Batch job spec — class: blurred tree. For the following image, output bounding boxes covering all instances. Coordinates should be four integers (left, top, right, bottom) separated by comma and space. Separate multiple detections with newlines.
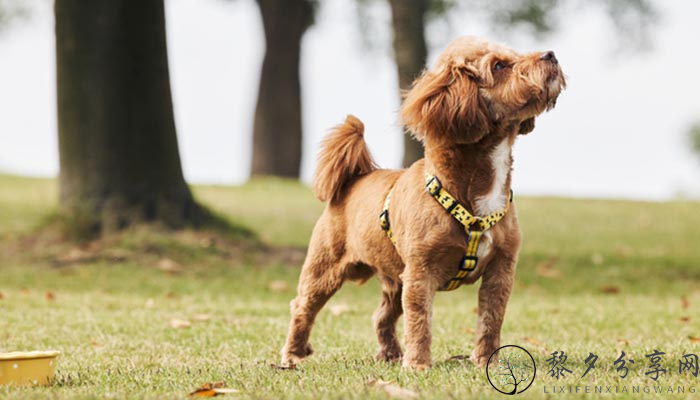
0, 0, 29, 31
55, 0, 209, 236
251, 0, 315, 178
362, 0, 657, 167
387, 0, 429, 168
690, 123, 700, 161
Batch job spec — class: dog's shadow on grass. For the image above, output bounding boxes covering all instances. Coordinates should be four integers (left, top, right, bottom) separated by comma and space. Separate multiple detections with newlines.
432, 355, 478, 372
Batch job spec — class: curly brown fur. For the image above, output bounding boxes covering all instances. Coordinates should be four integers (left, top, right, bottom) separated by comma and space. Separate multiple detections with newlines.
281, 36, 565, 370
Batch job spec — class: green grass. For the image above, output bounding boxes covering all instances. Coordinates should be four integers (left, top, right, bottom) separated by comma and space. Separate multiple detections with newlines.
1, 174, 700, 399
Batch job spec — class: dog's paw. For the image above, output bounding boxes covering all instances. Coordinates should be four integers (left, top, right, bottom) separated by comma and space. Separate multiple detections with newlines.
469, 350, 490, 368
375, 347, 403, 362
280, 343, 314, 366
401, 361, 431, 371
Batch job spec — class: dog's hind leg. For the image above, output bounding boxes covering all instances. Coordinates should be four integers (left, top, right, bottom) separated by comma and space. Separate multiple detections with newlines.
373, 276, 403, 362
280, 250, 345, 367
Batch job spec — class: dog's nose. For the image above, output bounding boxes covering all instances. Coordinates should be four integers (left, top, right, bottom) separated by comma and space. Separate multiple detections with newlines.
539, 50, 557, 64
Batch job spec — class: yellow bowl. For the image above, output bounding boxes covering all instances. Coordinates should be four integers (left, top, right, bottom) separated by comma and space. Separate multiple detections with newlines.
0, 351, 61, 386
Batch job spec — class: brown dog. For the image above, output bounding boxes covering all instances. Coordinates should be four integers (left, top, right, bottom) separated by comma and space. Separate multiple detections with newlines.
281, 36, 565, 370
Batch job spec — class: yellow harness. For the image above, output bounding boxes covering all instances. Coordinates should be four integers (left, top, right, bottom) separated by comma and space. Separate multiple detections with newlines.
379, 173, 513, 291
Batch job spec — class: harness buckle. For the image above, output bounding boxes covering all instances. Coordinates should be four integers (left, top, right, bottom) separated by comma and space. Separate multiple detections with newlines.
426, 175, 442, 196
379, 210, 390, 231
468, 218, 484, 231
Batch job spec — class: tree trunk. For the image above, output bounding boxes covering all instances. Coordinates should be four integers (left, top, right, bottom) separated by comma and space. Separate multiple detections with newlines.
388, 0, 428, 168
251, 0, 313, 178
55, 0, 205, 236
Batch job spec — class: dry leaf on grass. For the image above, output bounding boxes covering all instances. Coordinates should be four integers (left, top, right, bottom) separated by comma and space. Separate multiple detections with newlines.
189, 381, 238, 397
192, 314, 212, 322
617, 339, 630, 346
535, 257, 560, 279
368, 379, 418, 400
158, 258, 185, 273
681, 296, 690, 310
46, 291, 56, 301
689, 336, 700, 343
463, 327, 475, 334
680, 316, 690, 323
328, 303, 351, 316
169, 318, 191, 329
268, 280, 289, 292
20, 288, 30, 295
447, 354, 469, 362
524, 337, 544, 346
55, 248, 98, 265
600, 286, 620, 294
0, 291, 5, 300
591, 253, 604, 266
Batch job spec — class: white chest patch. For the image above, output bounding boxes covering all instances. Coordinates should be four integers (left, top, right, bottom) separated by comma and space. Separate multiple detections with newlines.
475, 138, 511, 216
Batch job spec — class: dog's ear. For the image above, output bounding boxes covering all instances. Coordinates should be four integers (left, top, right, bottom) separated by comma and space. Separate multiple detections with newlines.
518, 117, 535, 135
401, 61, 490, 145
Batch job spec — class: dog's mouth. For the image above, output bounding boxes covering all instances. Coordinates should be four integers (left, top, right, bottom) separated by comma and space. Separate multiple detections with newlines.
543, 68, 564, 110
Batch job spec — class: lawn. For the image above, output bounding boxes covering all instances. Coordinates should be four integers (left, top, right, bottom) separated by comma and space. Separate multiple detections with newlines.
1, 174, 699, 399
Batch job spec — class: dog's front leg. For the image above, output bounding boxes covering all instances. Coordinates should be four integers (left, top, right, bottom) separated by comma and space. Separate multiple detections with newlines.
401, 268, 438, 370
470, 251, 517, 367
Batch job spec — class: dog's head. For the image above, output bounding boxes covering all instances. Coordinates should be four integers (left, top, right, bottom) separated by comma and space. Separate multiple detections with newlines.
401, 36, 565, 145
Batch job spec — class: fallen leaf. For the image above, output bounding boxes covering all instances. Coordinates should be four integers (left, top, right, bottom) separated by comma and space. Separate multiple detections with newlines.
600, 286, 620, 294
591, 253, 604, 266
328, 303, 351, 316
616, 339, 629, 346
472, 307, 479, 315
689, 336, 700, 343
91, 339, 104, 349
169, 318, 191, 329
189, 381, 238, 397
190, 389, 216, 398
0, 291, 4, 300
212, 389, 238, 395
368, 379, 418, 400
680, 316, 690, 323
46, 291, 56, 301
157, 258, 185, 273
268, 280, 289, 292
199, 237, 215, 248
463, 327, 475, 334
447, 354, 469, 361
524, 337, 543, 346
192, 314, 211, 322
535, 257, 560, 279
54, 248, 98, 265
20, 288, 30, 295
681, 296, 690, 310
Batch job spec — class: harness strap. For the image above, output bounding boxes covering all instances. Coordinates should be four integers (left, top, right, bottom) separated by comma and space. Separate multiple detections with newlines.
379, 189, 396, 244
425, 174, 512, 232
442, 231, 482, 291
379, 173, 513, 292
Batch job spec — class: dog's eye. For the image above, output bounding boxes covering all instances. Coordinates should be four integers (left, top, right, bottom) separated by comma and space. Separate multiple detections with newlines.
493, 61, 507, 71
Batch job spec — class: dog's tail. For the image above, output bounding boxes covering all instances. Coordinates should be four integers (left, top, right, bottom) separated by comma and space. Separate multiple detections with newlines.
313, 115, 378, 203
